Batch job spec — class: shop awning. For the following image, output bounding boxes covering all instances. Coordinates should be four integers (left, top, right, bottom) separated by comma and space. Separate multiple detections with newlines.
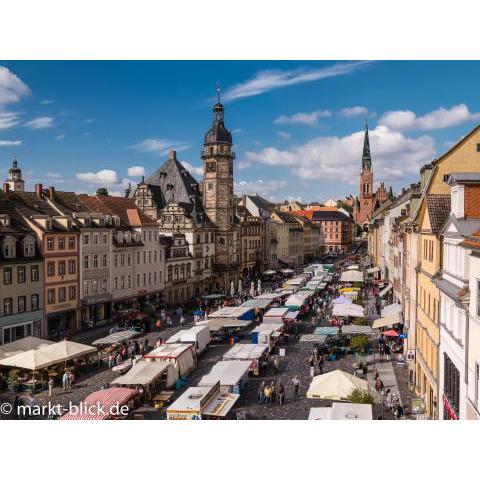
332, 304, 365, 318
223, 343, 267, 361
92, 330, 140, 346
379, 284, 392, 297
240, 298, 274, 309
372, 311, 403, 329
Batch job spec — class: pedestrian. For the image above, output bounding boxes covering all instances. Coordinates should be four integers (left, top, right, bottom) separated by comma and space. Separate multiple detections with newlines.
291, 374, 300, 399
166, 315, 172, 326
309, 355, 315, 377
68, 371, 75, 389
156, 337, 162, 349
62, 370, 68, 390
318, 355, 324, 375
155, 318, 162, 330
180, 315, 186, 326
384, 343, 391, 362
48, 377, 54, 398
108, 353, 114, 369
277, 382, 285, 406
385, 388, 392, 411
270, 381, 277, 404
258, 381, 266, 405
264, 384, 273, 405
273, 355, 280, 374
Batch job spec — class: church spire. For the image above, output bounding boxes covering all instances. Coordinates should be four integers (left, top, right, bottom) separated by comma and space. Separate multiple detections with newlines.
362, 119, 372, 171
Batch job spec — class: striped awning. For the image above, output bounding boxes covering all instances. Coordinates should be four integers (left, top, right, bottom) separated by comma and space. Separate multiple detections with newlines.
60, 387, 137, 420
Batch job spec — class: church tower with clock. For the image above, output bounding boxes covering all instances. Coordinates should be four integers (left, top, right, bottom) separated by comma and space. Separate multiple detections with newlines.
202, 90, 239, 288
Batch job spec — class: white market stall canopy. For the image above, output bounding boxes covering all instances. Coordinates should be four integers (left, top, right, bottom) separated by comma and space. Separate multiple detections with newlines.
285, 291, 311, 308
223, 343, 267, 361
306, 370, 369, 401
300, 334, 328, 344
379, 284, 393, 297
372, 312, 403, 329
367, 266, 380, 274
308, 402, 373, 420
346, 265, 360, 270
0, 336, 54, 361
340, 270, 364, 283
199, 360, 251, 388
196, 318, 252, 332
381, 303, 402, 317
92, 330, 140, 346
332, 303, 365, 318
256, 293, 283, 300
341, 325, 373, 335
0, 340, 96, 371
332, 296, 352, 305
144, 343, 196, 377
251, 323, 284, 334
240, 298, 274, 309
209, 306, 254, 320
110, 360, 177, 388
264, 307, 289, 320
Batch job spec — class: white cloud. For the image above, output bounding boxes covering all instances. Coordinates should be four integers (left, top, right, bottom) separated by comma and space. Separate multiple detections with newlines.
181, 161, 203, 177
0, 140, 22, 147
234, 179, 287, 196
40, 99, 55, 105
55, 134, 65, 140
274, 109, 331, 126
24, 116, 55, 130
129, 138, 190, 155
46, 172, 62, 179
85, 118, 95, 123
243, 125, 435, 185
0, 66, 31, 106
379, 104, 480, 132
0, 111, 22, 130
221, 61, 371, 102
276, 130, 291, 140
76, 169, 119, 185
127, 166, 145, 177
339, 106, 368, 118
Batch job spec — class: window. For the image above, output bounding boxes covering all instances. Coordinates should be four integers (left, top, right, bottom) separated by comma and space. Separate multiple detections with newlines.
23, 238, 35, 257
47, 289, 55, 305
114, 255, 118, 267
47, 261, 55, 277
93, 254, 99, 269
3, 267, 12, 285
127, 253, 131, 266
58, 261, 66, 276
18, 296, 26, 313
31, 265, 39, 282
58, 287, 66, 303
101, 278, 107, 292
443, 353, 460, 417
475, 363, 479, 407
136, 251, 140, 265
3, 298, 13, 315
17, 266, 25, 283
477, 143, 480, 152
58, 237, 65, 250
31, 294, 39, 311
84, 280, 89, 296
68, 259, 76, 274
68, 237, 76, 249
120, 254, 125, 266
69, 285, 76, 301
136, 274, 140, 287
93, 234, 99, 245
102, 233, 108, 244
46, 237, 54, 250
102, 254, 108, 267
114, 277, 118, 290
83, 233, 90, 245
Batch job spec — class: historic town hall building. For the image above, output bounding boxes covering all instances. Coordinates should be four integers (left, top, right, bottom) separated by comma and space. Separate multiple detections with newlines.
353, 121, 390, 228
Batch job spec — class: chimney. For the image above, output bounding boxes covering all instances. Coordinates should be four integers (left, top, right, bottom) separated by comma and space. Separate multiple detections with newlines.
35, 183, 43, 198
48, 186, 55, 200
242, 194, 247, 206
3, 182, 9, 195
169, 150, 177, 160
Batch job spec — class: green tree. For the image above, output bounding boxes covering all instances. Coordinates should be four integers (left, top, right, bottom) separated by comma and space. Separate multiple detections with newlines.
350, 334, 369, 353
352, 317, 368, 326
347, 388, 375, 404
96, 187, 109, 196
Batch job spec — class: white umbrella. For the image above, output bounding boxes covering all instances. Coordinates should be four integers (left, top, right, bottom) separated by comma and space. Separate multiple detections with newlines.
238, 279, 243, 295
306, 370, 369, 401
250, 281, 255, 297
230, 281, 235, 297
257, 279, 262, 295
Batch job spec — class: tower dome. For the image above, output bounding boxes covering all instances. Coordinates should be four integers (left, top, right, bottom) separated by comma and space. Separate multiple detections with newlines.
203, 89, 232, 145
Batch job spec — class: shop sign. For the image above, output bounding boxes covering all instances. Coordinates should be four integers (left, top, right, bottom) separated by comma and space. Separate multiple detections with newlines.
81, 293, 113, 306
399, 333, 407, 339
167, 410, 201, 420
411, 398, 425, 415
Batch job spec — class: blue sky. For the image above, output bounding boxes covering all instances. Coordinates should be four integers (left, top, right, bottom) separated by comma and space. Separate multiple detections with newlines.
2, 60, 480, 202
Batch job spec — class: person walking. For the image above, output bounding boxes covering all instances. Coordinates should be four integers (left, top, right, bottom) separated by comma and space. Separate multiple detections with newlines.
318, 355, 324, 375
264, 384, 272, 405
62, 370, 68, 390
48, 377, 54, 398
291, 374, 300, 399
309, 355, 315, 377
68, 371, 75, 390
180, 315, 186, 326
258, 381, 266, 405
108, 353, 114, 369
273, 355, 280, 374
277, 382, 285, 406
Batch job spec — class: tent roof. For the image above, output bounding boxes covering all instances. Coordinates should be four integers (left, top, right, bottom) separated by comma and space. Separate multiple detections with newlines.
199, 360, 251, 387
110, 360, 171, 386
0, 340, 96, 370
209, 306, 253, 318
223, 343, 267, 360
240, 298, 274, 309
372, 311, 403, 329
144, 343, 192, 359
196, 318, 252, 332
306, 370, 369, 401
340, 270, 364, 283
92, 330, 140, 346
341, 325, 373, 335
0, 336, 54, 361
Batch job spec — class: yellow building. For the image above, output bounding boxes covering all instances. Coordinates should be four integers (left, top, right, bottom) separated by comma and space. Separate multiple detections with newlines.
413, 124, 480, 418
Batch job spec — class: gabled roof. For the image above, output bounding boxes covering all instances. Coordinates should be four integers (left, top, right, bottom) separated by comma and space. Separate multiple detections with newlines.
0, 191, 38, 239
247, 194, 276, 213
309, 210, 351, 222
426, 194, 451, 234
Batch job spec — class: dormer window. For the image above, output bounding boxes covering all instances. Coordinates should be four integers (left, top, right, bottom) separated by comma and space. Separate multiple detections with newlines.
125, 232, 131, 243
451, 184, 465, 219
117, 232, 123, 243
3, 236, 16, 259
0, 215, 10, 227
113, 215, 120, 226
23, 236, 35, 257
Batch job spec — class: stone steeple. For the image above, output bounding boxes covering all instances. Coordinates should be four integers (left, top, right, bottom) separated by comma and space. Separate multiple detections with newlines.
6, 156, 25, 192
362, 119, 372, 171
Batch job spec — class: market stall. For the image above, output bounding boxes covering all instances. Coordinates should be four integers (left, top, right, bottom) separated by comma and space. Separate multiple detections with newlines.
223, 343, 268, 376
341, 325, 373, 335
60, 387, 137, 420
166, 325, 210, 355
144, 343, 196, 378
167, 382, 239, 420
198, 360, 251, 393
250, 323, 283, 349
196, 318, 252, 344
263, 307, 290, 324
306, 370, 369, 401
92, 330, 141, 346
110, 360, 178, 390
209, 306, 255, 321
284, 291, 311, 311
308, 402, 373, 420
339, 270, 364, 283
0, 336, 54, 361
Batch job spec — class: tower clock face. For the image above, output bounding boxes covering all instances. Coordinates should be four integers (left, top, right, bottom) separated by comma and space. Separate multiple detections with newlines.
206, 161, 216, 172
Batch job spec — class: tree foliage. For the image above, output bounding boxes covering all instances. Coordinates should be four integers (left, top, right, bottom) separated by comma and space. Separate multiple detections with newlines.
96, 187, 109, 196
347, 388, 375, 404
350, 334, 369, 353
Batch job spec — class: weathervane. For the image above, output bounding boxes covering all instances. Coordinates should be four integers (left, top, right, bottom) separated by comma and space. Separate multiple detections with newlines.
216, 82, 221, 103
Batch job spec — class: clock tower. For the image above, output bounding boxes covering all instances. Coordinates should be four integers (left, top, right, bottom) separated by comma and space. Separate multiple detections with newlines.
202, 89, 239, 287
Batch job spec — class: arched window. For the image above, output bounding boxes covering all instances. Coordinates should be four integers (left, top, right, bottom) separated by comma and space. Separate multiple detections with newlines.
3, 236, 16, 259
23, 236, 35, 257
